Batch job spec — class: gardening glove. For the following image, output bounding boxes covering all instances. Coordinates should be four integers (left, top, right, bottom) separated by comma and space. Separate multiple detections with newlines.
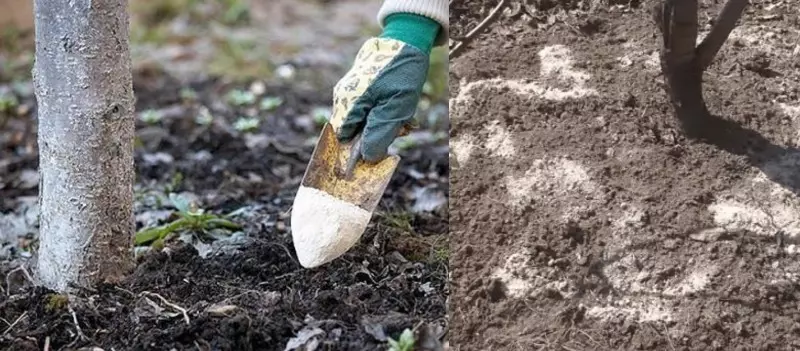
329, 13, 442, 163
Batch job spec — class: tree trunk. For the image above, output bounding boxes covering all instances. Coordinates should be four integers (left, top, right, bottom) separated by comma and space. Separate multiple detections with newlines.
654, 0, 747, 135
33, 0, 135, 292
656, 0, 710, 126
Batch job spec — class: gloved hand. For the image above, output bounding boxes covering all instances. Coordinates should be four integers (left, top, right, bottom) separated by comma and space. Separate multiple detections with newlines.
328, 13, 441, 163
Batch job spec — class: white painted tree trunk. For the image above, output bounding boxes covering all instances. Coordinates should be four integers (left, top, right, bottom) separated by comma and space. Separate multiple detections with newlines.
33, 0, 136, 292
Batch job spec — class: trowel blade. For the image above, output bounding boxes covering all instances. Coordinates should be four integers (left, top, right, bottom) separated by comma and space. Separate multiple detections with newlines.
290, 123, 400, 267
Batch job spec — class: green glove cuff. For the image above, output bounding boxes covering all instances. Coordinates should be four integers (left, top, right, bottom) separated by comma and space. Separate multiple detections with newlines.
380, 13, 441, 56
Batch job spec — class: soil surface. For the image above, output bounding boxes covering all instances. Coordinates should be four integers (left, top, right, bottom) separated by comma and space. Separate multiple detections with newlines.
0, 72, 448, 351
0, 1, 448, 348
450, 0, 800, 350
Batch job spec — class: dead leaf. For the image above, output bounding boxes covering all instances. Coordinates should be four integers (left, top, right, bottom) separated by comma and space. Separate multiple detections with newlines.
284, 326, 324, 351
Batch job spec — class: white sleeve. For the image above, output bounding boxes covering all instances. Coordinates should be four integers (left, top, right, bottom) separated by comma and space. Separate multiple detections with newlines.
377, 0, 449, 46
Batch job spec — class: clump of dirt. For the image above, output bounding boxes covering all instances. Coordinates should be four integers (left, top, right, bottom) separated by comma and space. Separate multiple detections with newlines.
0, 69, 449, 350
450, 0, 800, 350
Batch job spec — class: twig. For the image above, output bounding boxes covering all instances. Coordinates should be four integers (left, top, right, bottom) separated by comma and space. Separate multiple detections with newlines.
263, 242, 300, 267
68, 304, 88, 341
696, 0, 749, 69
450, 0, 509, 58
44, 336, 51, 351
141, 291, 191, 325
1, 311, 27, 336
663, 323, 676, 351
5, 265, 34, 295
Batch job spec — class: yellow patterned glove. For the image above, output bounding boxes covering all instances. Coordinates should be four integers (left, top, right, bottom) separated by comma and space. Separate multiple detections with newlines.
328, 13, 440, 162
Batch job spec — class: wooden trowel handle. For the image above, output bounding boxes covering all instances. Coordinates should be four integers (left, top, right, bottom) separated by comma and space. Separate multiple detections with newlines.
344, 133, 362, 180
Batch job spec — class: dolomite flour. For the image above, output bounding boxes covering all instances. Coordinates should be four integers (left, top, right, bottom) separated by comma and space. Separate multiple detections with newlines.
291, 185, 372, 268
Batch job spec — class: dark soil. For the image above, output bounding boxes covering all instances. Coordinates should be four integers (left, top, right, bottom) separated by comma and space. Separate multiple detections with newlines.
450, 0, 800, 350
0, 66, 448, 350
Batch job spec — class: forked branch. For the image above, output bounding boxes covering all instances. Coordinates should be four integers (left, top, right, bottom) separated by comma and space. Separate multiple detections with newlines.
696, 0, 749, 69
450, 0, 509, 58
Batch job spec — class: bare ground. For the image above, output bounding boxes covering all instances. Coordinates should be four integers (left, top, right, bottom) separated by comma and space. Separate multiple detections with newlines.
449, 0, 800, 350
0, 1, 448, 350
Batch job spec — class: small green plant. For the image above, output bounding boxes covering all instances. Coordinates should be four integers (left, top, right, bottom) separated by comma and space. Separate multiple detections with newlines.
387, 329, 415, 351
180, 87, 198, 102
139, 109, 162, 124
195, 107, 214, 125
432, 245, 449, 264
259, 96, 283, 111
233, 117, 260, 132
165, 172, 184, 193
0, 93, 19, 114
394, 136, 417, 151
135, 193, 241, 246
381, 211, 414, 234
311, 107, 330, 126
226, 89, 256, 106
45, 294, 69, 312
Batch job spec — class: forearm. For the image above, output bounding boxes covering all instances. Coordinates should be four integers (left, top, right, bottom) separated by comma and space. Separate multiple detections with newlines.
377, 0, 449, 47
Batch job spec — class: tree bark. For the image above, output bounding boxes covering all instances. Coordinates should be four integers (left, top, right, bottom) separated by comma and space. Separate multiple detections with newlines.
656, 0, 711, 130
33, 0, 135, 292
654, 0, 747, 134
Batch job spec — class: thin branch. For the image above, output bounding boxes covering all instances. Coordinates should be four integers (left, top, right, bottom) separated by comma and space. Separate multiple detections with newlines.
68, 304, 88, 341
5, 265, 34, 295
1, 311, 27, 336
450, 0, 509, 58
696, 0, 749, 69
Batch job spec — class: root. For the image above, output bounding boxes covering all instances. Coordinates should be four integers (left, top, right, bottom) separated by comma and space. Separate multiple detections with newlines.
1, 311, 27, 336
5, 265, 34, 295
141, 291, 191, 326
68, 304, 88, 341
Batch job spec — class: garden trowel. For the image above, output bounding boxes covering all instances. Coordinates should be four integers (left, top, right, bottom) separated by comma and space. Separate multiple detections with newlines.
290, 122, 401, 268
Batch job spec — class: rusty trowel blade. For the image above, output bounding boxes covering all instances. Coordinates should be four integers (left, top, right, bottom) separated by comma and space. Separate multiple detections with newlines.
299, 123, 400, 213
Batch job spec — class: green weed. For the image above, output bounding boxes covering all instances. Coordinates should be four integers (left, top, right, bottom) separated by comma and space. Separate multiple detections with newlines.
311, 107, 331, 126
233, 117, 260, 132
180, 87, 199, 102
387, 329, 415, 351
45, 294, 69, 312
135, 193, 241, 246
0, 93, 19, 114
381, 211, 414, 234
259, 96, 283, 111
226, 89, 256, 106
139, 109, 162, 124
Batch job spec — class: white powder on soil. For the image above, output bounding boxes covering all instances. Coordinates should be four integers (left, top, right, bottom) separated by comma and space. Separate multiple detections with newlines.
450, 45, 597, 120
505, 157, 601, 206
485, 120, 516, 158
708, 153, 800, 237
451, 135, 475, 165
291, 186, 372, 268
